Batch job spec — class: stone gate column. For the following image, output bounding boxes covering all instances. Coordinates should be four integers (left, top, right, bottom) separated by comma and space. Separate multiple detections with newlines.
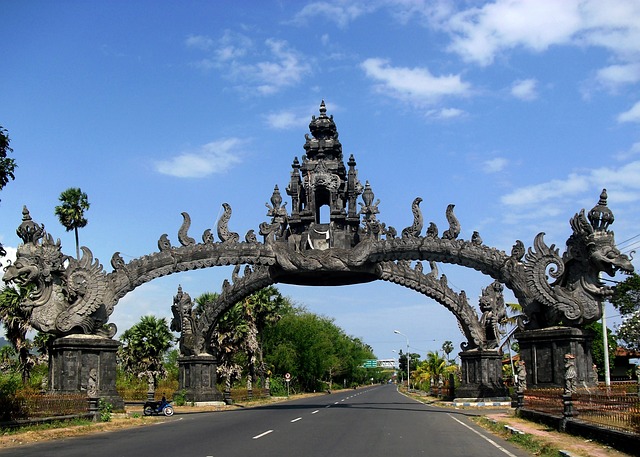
455, 348, 508, 400
177, 354, 223, 402
50, 335, 124, 411
515, 326, 595, 388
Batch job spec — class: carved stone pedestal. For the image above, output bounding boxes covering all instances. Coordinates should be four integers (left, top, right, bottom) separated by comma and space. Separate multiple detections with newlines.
177, 355, 223, 402
50, 335, 124, 411
515, 326, 595, 388
455, 349, 508, 400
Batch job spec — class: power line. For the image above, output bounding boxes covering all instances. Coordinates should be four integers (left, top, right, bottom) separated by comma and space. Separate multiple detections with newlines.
618, 233, 640, 247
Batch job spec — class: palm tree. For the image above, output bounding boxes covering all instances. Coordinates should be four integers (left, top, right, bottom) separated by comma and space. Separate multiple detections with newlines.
54, 187, 90, 259
0, 285, 34, 383
425, 350, 446, 388
119, 315, 174, 394
441, 340, 454, 363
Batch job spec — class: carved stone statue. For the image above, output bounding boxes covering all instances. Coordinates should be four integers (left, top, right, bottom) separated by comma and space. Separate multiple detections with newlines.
87, 368, 98, 397
564, 354, 577, 395
516, 360, 527, 393
171, 285, 207, 356
2, 206, 117, 337
478, 280, 507, 349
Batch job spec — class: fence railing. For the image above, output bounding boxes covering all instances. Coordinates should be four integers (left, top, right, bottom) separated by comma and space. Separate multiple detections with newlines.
523, 383, 640, 435
1, 392, 89, 422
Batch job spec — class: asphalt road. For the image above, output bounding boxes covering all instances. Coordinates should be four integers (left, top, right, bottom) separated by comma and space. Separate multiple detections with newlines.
1, 385, 531, 457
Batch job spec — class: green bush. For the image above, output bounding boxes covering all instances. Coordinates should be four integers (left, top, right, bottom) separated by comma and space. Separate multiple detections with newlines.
268, 377, 287, 396
99, 399, 113, 422
173, 389, 187, 406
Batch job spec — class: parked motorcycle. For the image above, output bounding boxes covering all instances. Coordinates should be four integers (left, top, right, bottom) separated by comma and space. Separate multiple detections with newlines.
143, 399, 174, 417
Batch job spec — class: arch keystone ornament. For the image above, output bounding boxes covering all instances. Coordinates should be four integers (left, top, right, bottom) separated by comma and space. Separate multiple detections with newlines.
3, 103, 634, 402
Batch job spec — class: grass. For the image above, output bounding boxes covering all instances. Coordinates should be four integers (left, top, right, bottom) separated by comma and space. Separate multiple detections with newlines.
0, 418, 93, 436
473, 416, 565, 457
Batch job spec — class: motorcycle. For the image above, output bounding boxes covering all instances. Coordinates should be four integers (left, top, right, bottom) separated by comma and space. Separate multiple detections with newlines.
143, 399, 174, 417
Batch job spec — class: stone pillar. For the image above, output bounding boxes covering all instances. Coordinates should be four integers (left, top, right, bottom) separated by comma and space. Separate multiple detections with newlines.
177, 354, 223, 402
455, 348, 508, 400
515, 326, 595, 389
50, 335, 124, 411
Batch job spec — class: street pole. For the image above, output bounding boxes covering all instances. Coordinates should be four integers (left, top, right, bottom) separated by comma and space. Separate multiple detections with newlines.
394, 330, 410, 391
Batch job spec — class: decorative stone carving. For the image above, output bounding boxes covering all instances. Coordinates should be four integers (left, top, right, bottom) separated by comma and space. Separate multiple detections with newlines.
564, 353, 577, 395
478, 281, 507, 349
3, 207, 117, 337
516, 360, 527, 393
3, 101, 635, 401
171, 285, 207, 356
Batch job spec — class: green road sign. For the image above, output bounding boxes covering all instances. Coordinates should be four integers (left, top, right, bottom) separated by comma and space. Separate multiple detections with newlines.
363, 359, 377, 368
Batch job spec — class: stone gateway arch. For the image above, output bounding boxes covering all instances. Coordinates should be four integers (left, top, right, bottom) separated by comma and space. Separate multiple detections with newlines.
4, 101, 634, 405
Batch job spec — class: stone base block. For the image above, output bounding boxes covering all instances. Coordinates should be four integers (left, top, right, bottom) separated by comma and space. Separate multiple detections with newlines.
177, 355, 223, 402
457, 349, 507, 399
515, 326, 595, 389
50, 335, 124, 411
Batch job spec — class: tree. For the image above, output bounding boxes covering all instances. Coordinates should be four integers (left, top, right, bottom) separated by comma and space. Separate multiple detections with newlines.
54, 187, 90, 259
442, 341, 454, 363
202, 287, 290, 390
0, 125, 17, 257
261, 306, 376, 391
118, 315, 174, 393
0, 285, 34, 383
611, 273, 640, 351
424, 350, 446, 384
0, 125, 16, 198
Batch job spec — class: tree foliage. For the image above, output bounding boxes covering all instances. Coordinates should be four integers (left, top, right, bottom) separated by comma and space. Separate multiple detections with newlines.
610, 273, 640, 351
261, 306, 377, 391
0, 125, 16, 198
0, 285, 34, 383
118, 315, 174, 387
54, 187, 90, 259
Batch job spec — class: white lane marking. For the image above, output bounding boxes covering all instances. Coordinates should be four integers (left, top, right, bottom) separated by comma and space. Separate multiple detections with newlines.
252, 430, 273, 439
334, 401, 339, 404
291, 417, 302, 423
447, 414, 519, 457
311, 410, 319, 414
341, 399, 345, 401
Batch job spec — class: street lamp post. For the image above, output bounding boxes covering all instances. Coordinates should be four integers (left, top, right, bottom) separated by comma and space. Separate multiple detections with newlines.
394, 330, 410, 391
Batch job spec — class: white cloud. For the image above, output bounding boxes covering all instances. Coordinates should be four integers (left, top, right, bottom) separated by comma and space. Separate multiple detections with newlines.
596, 63, 640, 88
426, 107, 465, 119
185, 34, 215, 51
155, 138, 245, 178
222, 38, 310, 95
618, 100, 640, 123
483, 157, 508, 173
265, 110, 309, 130
251, 39, 312, 95
615, 142, 640, 161
427, 0, 640, 66
510, 78, 538, 101
501, 160, 640, 210
291, 1, 371, 28
361, 58, 470, 104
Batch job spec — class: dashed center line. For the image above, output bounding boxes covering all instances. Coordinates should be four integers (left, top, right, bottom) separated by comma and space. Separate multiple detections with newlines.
291, 417, 302, 423
252, 430, 273, 439
311, 410, 319, 414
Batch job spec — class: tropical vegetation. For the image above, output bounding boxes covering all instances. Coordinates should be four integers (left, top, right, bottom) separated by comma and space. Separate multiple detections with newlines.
54, 187, 90, 259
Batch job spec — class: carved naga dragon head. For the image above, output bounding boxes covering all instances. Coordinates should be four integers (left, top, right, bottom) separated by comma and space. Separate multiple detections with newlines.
524, 189, 634, 328
2, 207, 116, 337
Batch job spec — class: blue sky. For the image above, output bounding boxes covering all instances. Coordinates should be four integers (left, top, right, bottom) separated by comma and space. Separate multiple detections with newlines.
1, 0, 640, 363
